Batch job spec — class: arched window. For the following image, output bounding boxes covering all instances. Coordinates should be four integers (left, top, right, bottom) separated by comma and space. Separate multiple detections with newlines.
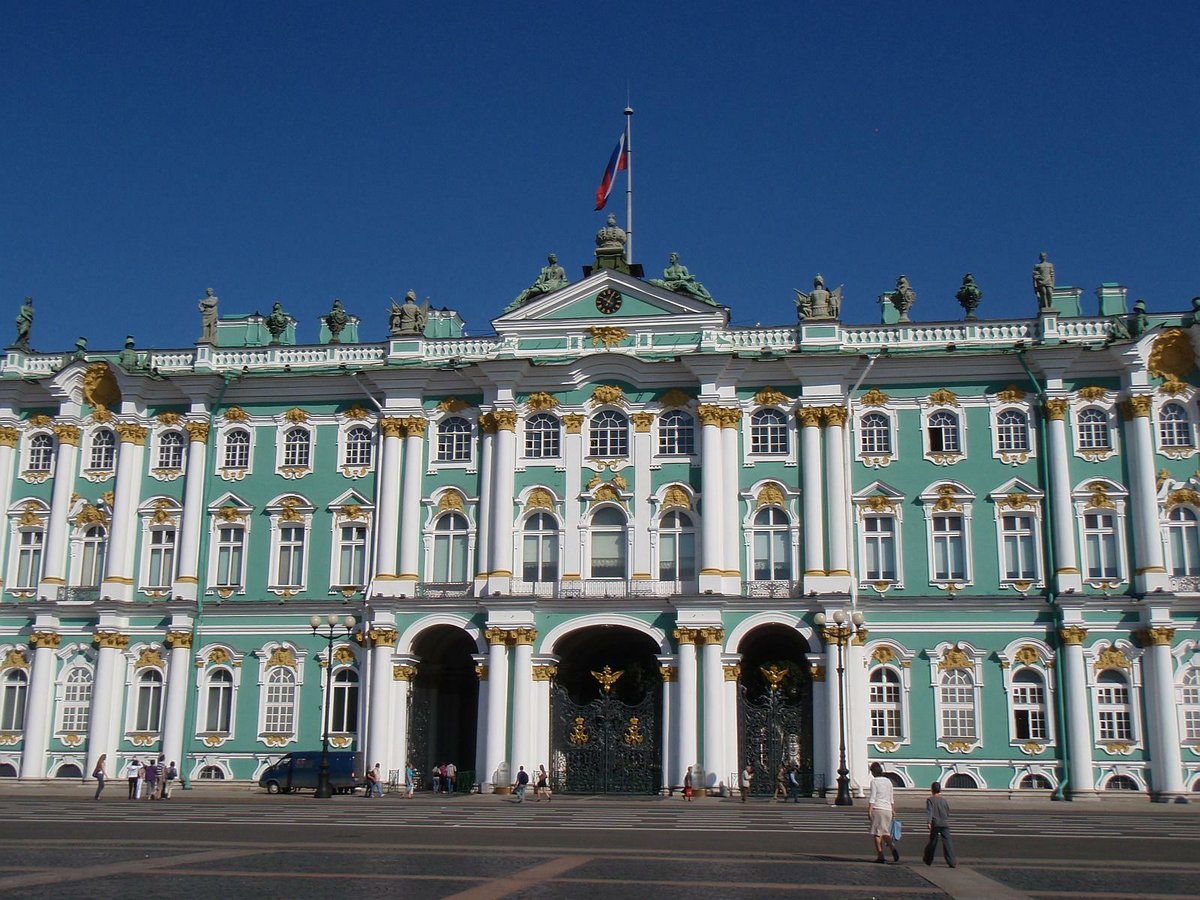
134, 669, 164, 732
996, 409, 1030, 452
927, 411, 960, 454
525, 414, 561, 459
60, 668, 92, 733
863, 514, 897, 581
589, 507, 627, 578
0, 763, 15, 777
264, 667, 297, 734
205, 669, 234, 733
437, 417, 472, 462
157, 431, 185, 470
750, 409, 789, 455
145, 525, 177, 590
336, 523, 368, 588
1011, 669, 1048, 741
1166, 507, 1200, 576
751, 507, 791, 581
1096, 670, 1132, 741
74, 525, 107, 588
1077, 408, 1110, 450
1083, 511, 1119, 580
1, 669, 28, 731
28, 433, 54, 471
1019, 773, 1052, 790
431, 512, 470, 583
283, 427, 311, 468
658, 411, 695, 456
1105, 775, 1140, 791
14, 527, 45, 589
344, 426, 373, 468
90, 428, 116, 471
198, 765, 226, 780
1159, 402, 1193, 448
521, 512, 559, 582
860, 413, 892, 456
868, 668, 903, 739
1182, 668, 1200, 742
945, 773, 978, 789
224, 429, 251, 469
55, 763, 83, 779
330, 668, 359, 734
589, 411, 628, 458
215, 524, 245, 588
658, 511, 696, 583
939, 670, 977, 741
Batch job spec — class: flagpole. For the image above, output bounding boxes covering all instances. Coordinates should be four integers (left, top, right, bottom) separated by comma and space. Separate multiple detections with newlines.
624, 106, 633, 264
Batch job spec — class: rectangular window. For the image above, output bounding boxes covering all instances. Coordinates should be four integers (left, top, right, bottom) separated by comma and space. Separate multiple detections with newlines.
1083, 512, 1119, 579
276, 526, 306, 587
15, 530, 44, 589
146, 528, 177, 589
863, 515, 897, 581
336, 525, 367, 588
215, 526, 244, 588
1001, 513, 1037, 580
932, 514, 966, 581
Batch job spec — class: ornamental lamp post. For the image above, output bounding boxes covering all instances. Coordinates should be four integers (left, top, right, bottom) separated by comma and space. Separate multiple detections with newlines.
310, 613, 356, 799
814, 609, 865, 807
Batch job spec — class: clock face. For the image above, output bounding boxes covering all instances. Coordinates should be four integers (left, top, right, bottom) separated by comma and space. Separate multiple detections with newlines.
596, 288, 623, 315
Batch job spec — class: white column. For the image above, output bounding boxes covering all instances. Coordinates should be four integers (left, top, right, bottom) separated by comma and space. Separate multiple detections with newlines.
1140, 625, 1186, 798
509, 629, 534, 774
1124, 398, 1169, 592
561, 418, 583, 580
397, 419, 426, 595
160, 627, 193, 771
373, 418, 404, 588
811, 662, 828, 794
475, 422, 494, 590
101, 423, 148, 601
659, 660, 675, 793
846, 636, 870, 792
174, 422, 210, 598
483, 629, 510, 791
799, 409, 825, 583
532, 661, 554, 775
488, 411, 517, 593
720, 416, 741, 592
1059, 626, 1096, 798
1044, 402, 1083, 592
366, 627, 397, 776
39, 424, 81, 593
823, 407, 851, 585
823, 634, 842, 798
473, 661, 489, 787
697, 407, 724, 592
673, 628, 698, 792
632, 414, 653, 581
0, 428, 21, 584
85, 630, 128, 779
722, 659, 740, 790
19, 630, 61, 778
700, 628, 725, 792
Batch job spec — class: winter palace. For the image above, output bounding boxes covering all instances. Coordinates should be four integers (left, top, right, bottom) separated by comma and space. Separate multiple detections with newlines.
1, 224, 1198, 801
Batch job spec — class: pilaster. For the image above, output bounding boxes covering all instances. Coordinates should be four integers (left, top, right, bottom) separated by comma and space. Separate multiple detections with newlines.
101, 422, 148, 601
39, 422, 80, 594
18, 626, 60, 778
696, 405, 724, 593
397, 417, 426, 597
160, 623, 193, 771
1058, 623, 1097, 799
173, 421, 209, 599
1123, 396, 1170, 592
1044, 400, 1083, 593
372, 417, 404, 594
673, 627, 699, 791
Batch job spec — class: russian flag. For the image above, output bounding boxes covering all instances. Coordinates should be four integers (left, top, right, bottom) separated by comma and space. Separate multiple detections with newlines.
594, 132, 627, 210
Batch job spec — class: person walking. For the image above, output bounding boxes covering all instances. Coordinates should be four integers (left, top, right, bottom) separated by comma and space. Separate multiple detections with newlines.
772, 764, 787, 802
923, 782, 957, 868
152, 757, 166, 800
365, 763, 382, 798
162, 761, 178, 799
430, 765, 441, 793
739, 763, 753, 802
514, 765, 530, 802
92, 754, 108, 800
142, 759, 158, 801
534, 765, 551, 802
125, 758, 141, 800
787, 765, 801, 802
683, 766, 694, 801
404, 763, 414, 799
867, 762, 899, 864
445, 761, 457, 795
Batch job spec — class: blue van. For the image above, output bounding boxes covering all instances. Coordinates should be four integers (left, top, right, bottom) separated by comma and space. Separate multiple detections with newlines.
258, 751, 362, 794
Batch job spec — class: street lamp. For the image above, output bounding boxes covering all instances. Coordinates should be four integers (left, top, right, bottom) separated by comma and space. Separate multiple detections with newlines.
814, 609, 865, 807
310, 613, 357, 799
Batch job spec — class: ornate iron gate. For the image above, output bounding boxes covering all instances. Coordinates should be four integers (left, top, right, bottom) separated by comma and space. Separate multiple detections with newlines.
739, 665, 813, 795
406, 685, 431, 790
550, 666, 660, 794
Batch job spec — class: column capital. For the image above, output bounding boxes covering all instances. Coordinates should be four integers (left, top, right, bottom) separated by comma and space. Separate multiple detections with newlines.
659, 665, 677, 682
484, 627, 510, 646
509, 627, 538, 646
164, 630, 193, 650
393, 664, 418, 681
722, 663, 741, 681
673, 626, 702, 645
532, 664, 558, 681
51, 423, 81, 445
1043, 398, 1069, 421
696, 404, 724, 427
1059, 625, 1088, 645
631, 412, 655, 433
697, 626, 725, 645
479, 412, 498, 434
379, 416, 405, 438
402, 416, 427, 437
1121, 394, 1153, 419
0, 426, 19, 447
474, 662, 488, 681
29, 630, 61, 650
184, 421, 210, 443
821, 405, 848, 427
93, 629, 129, 649
491, 409, 518, 432
1137, 626, 1176, 646
562, 413, 584, 434
368, 627, 398, 648
719, 407, 742, 429
796, 406, 822, 428
115, 422, 149, 444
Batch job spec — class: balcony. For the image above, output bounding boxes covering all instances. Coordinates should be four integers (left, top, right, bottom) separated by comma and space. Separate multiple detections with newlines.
741, 580, 804, 599
511, 580, 692, 599
416, 582, 473, 599
57, 586, 101, 603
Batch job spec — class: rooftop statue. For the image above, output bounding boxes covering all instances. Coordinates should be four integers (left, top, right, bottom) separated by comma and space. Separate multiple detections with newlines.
596, 213, 627, 252
12, 296, 33, 352
506, 253, 570, 312
650, 253, 717, 305
955, 273, 983, 320
794, 274, 842, 321
325, 298, 349, 343
117, 335, 145, 372
390, 290, 430, 336
890, 275, 917, 323
1032, 252, 1055, 311
72, 336, 88, 362
198, 288, 219, 343
265, 301, 290, 345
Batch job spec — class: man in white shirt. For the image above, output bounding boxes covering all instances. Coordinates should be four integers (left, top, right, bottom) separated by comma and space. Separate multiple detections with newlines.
867, 762, 899, 863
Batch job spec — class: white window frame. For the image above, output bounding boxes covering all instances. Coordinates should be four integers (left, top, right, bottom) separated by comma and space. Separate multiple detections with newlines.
1153, 387, 1197, 459
655, 508, 698, 588
338, 422, 376, 478
206, 495, 252, 596
989, 482, 1045, 590
82, 426, 117, 481
1164, 504, 1200, 579
1071, 393, 1118, 462
325, 664, 360, 738
55, 660, 94, 737
588, 409, 630, 460
656, 409, 696, 459
920, 398, 968, 465
856, 409, 897, 468
586, 504, 630, 580
137, 498, 181, 593
277, 425, 313, 477
194, 644, 245, 745
68, 523, 108, 589
125, 662, 166, 736
435, 416, 474, 465
522, 413, 562, 461
423, 504, 475, 585
1072, 479, 1129, 587
328, 499, 372, 593
928, 641, 985, 752
265, 495, 314, 595
747, 505, 794, 583
150, 428, 186, 481
747, 407, 791, 458
7, 500, 49, 593
255, 643, 305, 746
919, 482, 975, 587
853, 483, 906, 591
998, 639, 1058, 749
1172, 644, 1200, 745
1084, 640, 1144, 752
991, 403, 1036, 465
518, 510, 562, 585
20, 428, 56, 482
0, 668, 28, 732
864, 641, 914, 750
217, 424, 254, 480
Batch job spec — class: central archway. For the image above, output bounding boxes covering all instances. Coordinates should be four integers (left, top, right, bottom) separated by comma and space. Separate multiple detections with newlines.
550, 624, 662, 794
408, 626, 479, 791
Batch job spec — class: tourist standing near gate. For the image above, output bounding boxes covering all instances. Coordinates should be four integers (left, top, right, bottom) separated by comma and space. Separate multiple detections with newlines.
404, 763, 414, 798
126, 758, 141, 799
787, 765, 800, 802
445, 761, 457, 794
740, 763, 753, 802
773, 765, 787, 801
683, 766, 694, 801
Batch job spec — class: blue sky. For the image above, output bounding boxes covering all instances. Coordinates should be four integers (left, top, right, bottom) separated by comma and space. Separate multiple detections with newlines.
1, 1, 1197, 350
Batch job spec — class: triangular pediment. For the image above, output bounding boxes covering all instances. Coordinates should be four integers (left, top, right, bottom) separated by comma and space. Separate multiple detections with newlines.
493, 269, 729, 340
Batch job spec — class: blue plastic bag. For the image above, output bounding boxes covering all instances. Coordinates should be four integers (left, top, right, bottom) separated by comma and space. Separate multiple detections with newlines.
891, 817, 903, 842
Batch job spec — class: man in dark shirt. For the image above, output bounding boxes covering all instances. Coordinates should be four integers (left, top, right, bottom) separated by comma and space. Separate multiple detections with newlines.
923, 782, 957, 867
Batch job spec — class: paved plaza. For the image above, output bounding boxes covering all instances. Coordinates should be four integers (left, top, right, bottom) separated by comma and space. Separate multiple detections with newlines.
0, 784, 1196, 898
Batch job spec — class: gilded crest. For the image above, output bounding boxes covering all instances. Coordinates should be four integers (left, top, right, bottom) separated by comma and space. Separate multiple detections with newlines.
157, 412, 182, 426
525, 487, 555, 511
995, 384, 1026, 403
223, 406, 249, 422
588, 325, 628, 348
438, 490, 466, 512
593, 484, 623, 505
661, 485, 691, 511
871, 647, 895, 665
928, 388, 959, 407
864, 495, 896, 514
0, 648, 29, 671
756, 482, 785, 509
938, 647, 971, 671
266, 647, 297, 669
1167, 489, 1200, 511
657, 389, 693, 409
1093, 645, 1130, 672
436, 397, 468, 413
18, 501, 45, 528
932, 484, 961, 512
1077, 386, 1108, 401
82, 362, 120, 411
342, 404, 369, 420
860, 388, 889, 407
1013, 646, 1041, 666
525, 391, 559, 412
1148, 328, 1196, 381
591, 384, 625, 407
135, 648, 164, 670
1086, 481, 1115, 509
754, 387, 789, 407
